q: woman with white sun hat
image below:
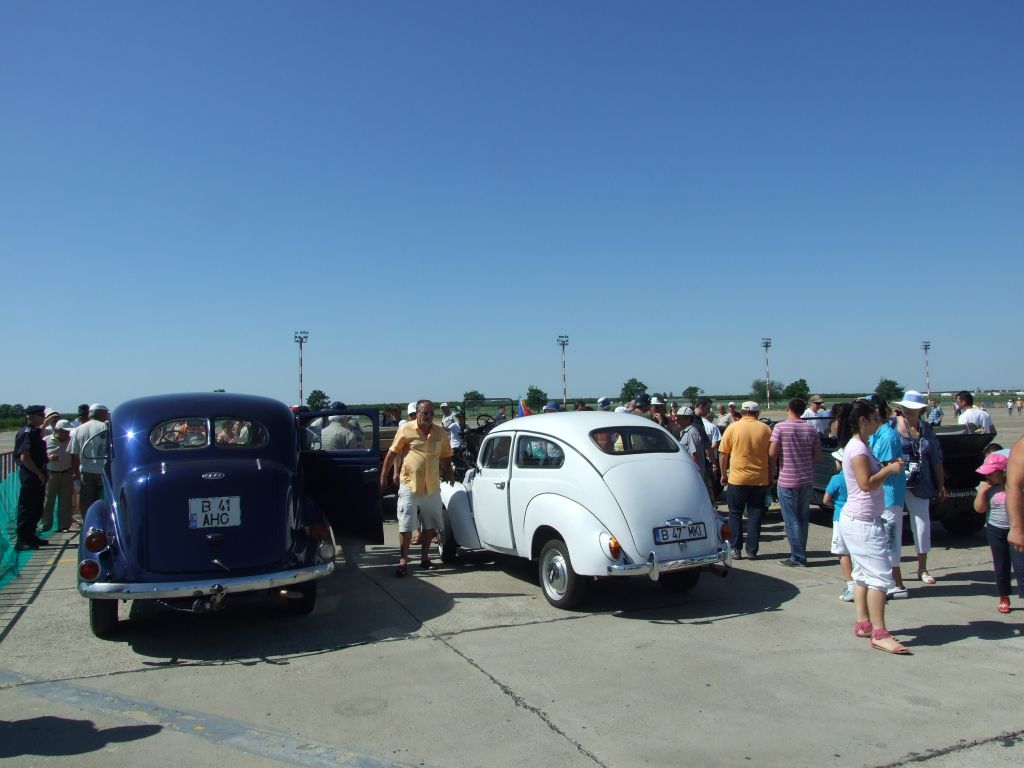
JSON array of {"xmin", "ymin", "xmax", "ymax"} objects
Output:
[{"xmin": 894, "ymin": 389, "xmax": 947, "ymax": 585}]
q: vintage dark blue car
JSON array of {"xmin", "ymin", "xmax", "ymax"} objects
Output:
[{"xmin": 77, "ymin": 393, "xmax": 383, "ymax": 637}]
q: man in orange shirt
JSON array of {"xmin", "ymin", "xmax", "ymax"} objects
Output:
[
  {"xmin": 381, "ymin": 399, "xmax": 454, "ymax": 576},
  {"xmin": 718, "ymin": 401, "xmax": 772, "ymax": 560}
]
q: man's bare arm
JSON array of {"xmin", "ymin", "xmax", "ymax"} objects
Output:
[{"xmin": 1006, "ymin": 437, "xmax": 1024, "ymax": 552}]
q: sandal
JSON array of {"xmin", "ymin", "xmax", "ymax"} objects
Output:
[
  {"xmin": 395, "ymin": 560, "xmax": 408, "ymax": 577},
  {"xmin": 854, "ymin": 620, "xmax": 873, "ymax": 638},
  {"xmin": 918, "ymin": 570, "xmax": 936, "ymax": 585},
  {"xmin": 420, "ymin": 559, "xmax": 437, "ymax": 571},
  {"xmin": 998, "ymin": 598, "xmax": 1011, "ymax": 615},
  {"xmin": 870, "ymin": 629, "xmax": 910, "ymax": 654}
]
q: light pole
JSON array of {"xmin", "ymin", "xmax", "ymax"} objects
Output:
[
  {"xmin": 922, "ymin": 341, "xmax": 932, "ymax": 397},
  {"xmin": 761, "ymin": 337, "xmax": 773, "ymax": 411},
  {"xmin": 294, "ymin": 330, "xmax": 309, "ymax": 406},
  {"xmin": 557, "ymin": 335, "xmax": 569, "ymax": 408}
]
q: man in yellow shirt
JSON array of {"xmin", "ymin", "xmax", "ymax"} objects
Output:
[
  {"xmin": 718, "ymin": 401, "xmax": 772, "ymax": 560},
  {"xmin": 381, "ymin": 400, "xmax": 454, "ymax": 576}
]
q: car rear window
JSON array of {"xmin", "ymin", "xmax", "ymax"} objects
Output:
[
  {"xmin": 150, "ymin": 417, "xmax": 268, "ymax": 450},
  {"xmin": 213, "ymin": 418, "xmax": 268, "ymax": 448},
  {"xmin": 589, "ymin": 427, "xmax": 680, "ymax": 455}
]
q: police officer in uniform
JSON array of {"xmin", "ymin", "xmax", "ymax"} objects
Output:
[{"xmin": 15, "ymin": 405, "xmax": 50, "ymax": 551}]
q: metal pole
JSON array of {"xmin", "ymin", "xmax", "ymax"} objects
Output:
[
  {"xmin": 761, "ymin": 337, "xmax": 772, "ymax": 410},
  {"xmin": 922, "ymin": 341, "xmax": 931, "ymax": 397},
  {"xmin": 557, "ymin": 335, "xmax": 569, "ymax": 408},
  {"xmin": 294, "ymin": 331, "xmax": 309, "ymax": 405}
]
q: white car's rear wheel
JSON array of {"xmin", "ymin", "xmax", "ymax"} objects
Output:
[{"xmin": 538, "ymin": 539, "xmax": 586, "ymax": 609}]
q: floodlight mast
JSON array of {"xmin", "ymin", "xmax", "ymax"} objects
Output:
[
  {"xmin": 294, "ymin": 331, "xmax": 309, "ymax": 405},
  {"xmin": 761, "ymin": 337, "xmax": 773, "ymax": 410},
  {"xmin": 557, "ymin": 335, "xmax": 569, "ymax": 408},
  {"xmin": 922, "ymin": 341, "xmax": 932, "ymax": 397}
]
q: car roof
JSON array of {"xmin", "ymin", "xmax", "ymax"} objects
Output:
[
  {"xmin": 113, "ymin": 392, "xmax": 293, "ymax": 425},
  {"xmin": 488, "ymin": 412, "xmax": 681, "ymax": 467}
]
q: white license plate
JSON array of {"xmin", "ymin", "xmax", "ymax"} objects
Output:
[
  {"xmin": 188, "ymin": 497, "xmax": 241, "ymax": 528},
  {"xmin": 654, "ymin": 522, "xmax": 707, "ymax": 544}
]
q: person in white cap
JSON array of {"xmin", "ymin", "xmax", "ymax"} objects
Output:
[
  {"xmin": 41, "ymin": 408, "xmax": 60, "ymax": 438},
  {"xmin": 439, "ymin": 402, "xmax": 456, "ymax": 429},
  {"xmin": 69, "ymin": 404, "xmax": 110, "ymax": 516},
  {"xmin": 596, "ymin": 397, "xmax": 612, "ymax": 412},
  {"xmin": 41, "ymin": 420, "xmax": 76, "ymax": 532},
  {"xmin": 893, "ymin": 390, "xmax": 946, "ymax": 586},
  {"xmin": 398, "ymin": 402, "xmax": 417, "ymax": 428}
]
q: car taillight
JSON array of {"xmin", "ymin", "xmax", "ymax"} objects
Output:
[
  {"xmin": 79, "ymin": 560, "xmax": 101, "ymax": 581},
  {"xmin": 720, "ymin": 522, "xmax": 732, "ymax": 542},
  {"xmin": 310, "ymin": 523, "xmax": 331, "ymax": 541},
  {"xmin": 84, "ymin": 529, "xmax": 108, "ymax": 553}
]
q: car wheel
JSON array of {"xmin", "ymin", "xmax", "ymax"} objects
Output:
[
  {"xmin": 658, "ymin": 570, "xmax": 701, "ymax": 593},
  {"xmin": 438, "ymin": 507, "xmax": 458, "ymax": 564},
  {"xmin": 89, "ymin": 599, "xmax": 118, "ymax": 637},
  {"xmin": 538, "ymin": 539, "xmax": 586, "ymax": 609},
  {"xmin": 941, "ymin": 513, "xmax": 985, "ymax": 537},
  {"xmin": 285, "ymin": 581, "xmax": 317, "ymax": 616}
]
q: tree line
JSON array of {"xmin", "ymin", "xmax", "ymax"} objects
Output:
[{"xmin": 299, "ymin": 377, "xmax": 908, "ymax": 415}]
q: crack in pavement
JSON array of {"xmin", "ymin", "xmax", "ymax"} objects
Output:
[
  {"xmin": 369, "ymin": 573, "xmax": 610, "ymax": 768},
  {"xmin": 872, "ymin": 727, "xmax": 1024, "ymax": 767}
]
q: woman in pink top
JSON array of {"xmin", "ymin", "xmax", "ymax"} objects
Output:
[{"xmin": 837, "ymin": 399, "xmax": 908, "ymax": 654}]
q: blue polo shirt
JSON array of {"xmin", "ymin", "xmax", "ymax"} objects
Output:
[
  {"xmin": 870, "ymin": 419, "xmax": 906, "ymax": 508},
  {"xmin": 826, "ymin": 472, "xmax": 848, "ymax": 522}
]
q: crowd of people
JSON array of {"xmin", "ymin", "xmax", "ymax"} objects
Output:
[
  {"xmin": 14, "ymin": 389, "xmax": 1024, "ymax": 648},
  {"xmin": 12, "ymin": 403, "xmax": 110, "ymax": 552}
]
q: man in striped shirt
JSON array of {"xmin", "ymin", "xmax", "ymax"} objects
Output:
[{"xmin": 770, "ymin": 398, "xmax": 822, "ymax": 567}]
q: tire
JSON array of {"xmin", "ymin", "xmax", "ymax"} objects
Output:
[
  {"xmin": 285, "ymin": 580, "xmax": 317, "ymax": 616},
  {"xmin": 89, "ymin": 599, "xmax": 118, "ymax": 637},
  {"xmin": 941, "ymin": 514, "xmax": 986, "ymax": 537},
  {"xmin": 438, "ymin": 507, "xmax": 458, "ymax": 564},
  {"xmin": 538, "ymin": 539, "xmax": 586, "ymax": 609},
  {"xmin": 658, "ymin": 570, "xmax": 701, "ymax": 593}
]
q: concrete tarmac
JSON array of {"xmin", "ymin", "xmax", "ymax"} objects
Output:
[
  {"xmin": 2, "ymin": 502, "xmax": 1023, "ymax": 767},
  {"xmin": 2, "ymin": 406, "xmax": 1024, "ymax": 767}
]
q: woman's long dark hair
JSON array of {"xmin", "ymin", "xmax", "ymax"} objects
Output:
[{"xmin": 838, "ymin": 400, "xmax": 876, "ymax": 447}]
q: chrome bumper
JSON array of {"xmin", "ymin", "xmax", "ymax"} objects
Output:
[
  {"xmin": 78, "ymin": 562, "xmax": 335, "ymax": 600},
  {"xmin": 606, "ymin": 548, "xmax": 732, "ymax": 580}
]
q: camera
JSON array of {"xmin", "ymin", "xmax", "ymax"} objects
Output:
[{"xmin": 905, "ymin": 460, "xmax": 921, "ymax": 488}]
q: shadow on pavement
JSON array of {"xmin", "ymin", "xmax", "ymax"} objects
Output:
[
  {"xmin": 116, "ymin": 546, "xmax": 456, "ymax": 662},
  {"xmin": 0, "ymin": 716, "xmax": 161, "ymax": 757},
  {"xmin": 900, "ymin": 618, "xmax": 1024, "ymax": 647},
  {"xmin": 435, "ymin": 545, "xmax": 802, "ymax": 623}
]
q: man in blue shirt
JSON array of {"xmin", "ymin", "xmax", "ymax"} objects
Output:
[{"xmin": 927, "ymin": 398, "xmax": 943, "ymax": 427}]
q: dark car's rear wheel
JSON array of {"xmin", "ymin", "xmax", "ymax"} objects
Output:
[
  {"xmin": 438, "ymin": 507, "xmax": 458, "ymax": 563},
  {"xmin": 658, "ymin": 570, "xmax": 701, "ymax": 593},
  {"xmin": 285, "ymin": 581, "xmax": 317, "ymax": 615},
  {"xmin": 538, "ymin": 538, "xmax": 586, "ymax": 609},
  {"xmin": 89, "ymin": 599, "xmax": 119, "ymax": 637}
]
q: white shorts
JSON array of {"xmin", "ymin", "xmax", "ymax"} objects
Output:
[
  {"xmin": 881, "ymin": 504, "xmax": 905, "ymax": 565},
  {"xmin": 830, "ymin": 518, "xmax": 849, "ymax": 555},
  {"xmin": 839, "ymin": 514, "xmax": 895, "ymax": 593},
  {"xmin": 396, "ymin": 485, "xmax": 443, "ymax": 533}
]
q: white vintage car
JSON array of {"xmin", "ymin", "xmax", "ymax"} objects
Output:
[{"xmin": 438, "ymin": 412, "xmax": 732, "ymax": 608}]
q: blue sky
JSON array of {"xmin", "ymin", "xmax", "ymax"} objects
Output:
[{"xmin": 4, "ymin": 1, "xmax": 1021, "ymax": 409}]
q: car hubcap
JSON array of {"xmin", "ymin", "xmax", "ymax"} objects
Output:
[{"xmin": 543, "ymin": 550, "xmax": 568, "ymax": 598}]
